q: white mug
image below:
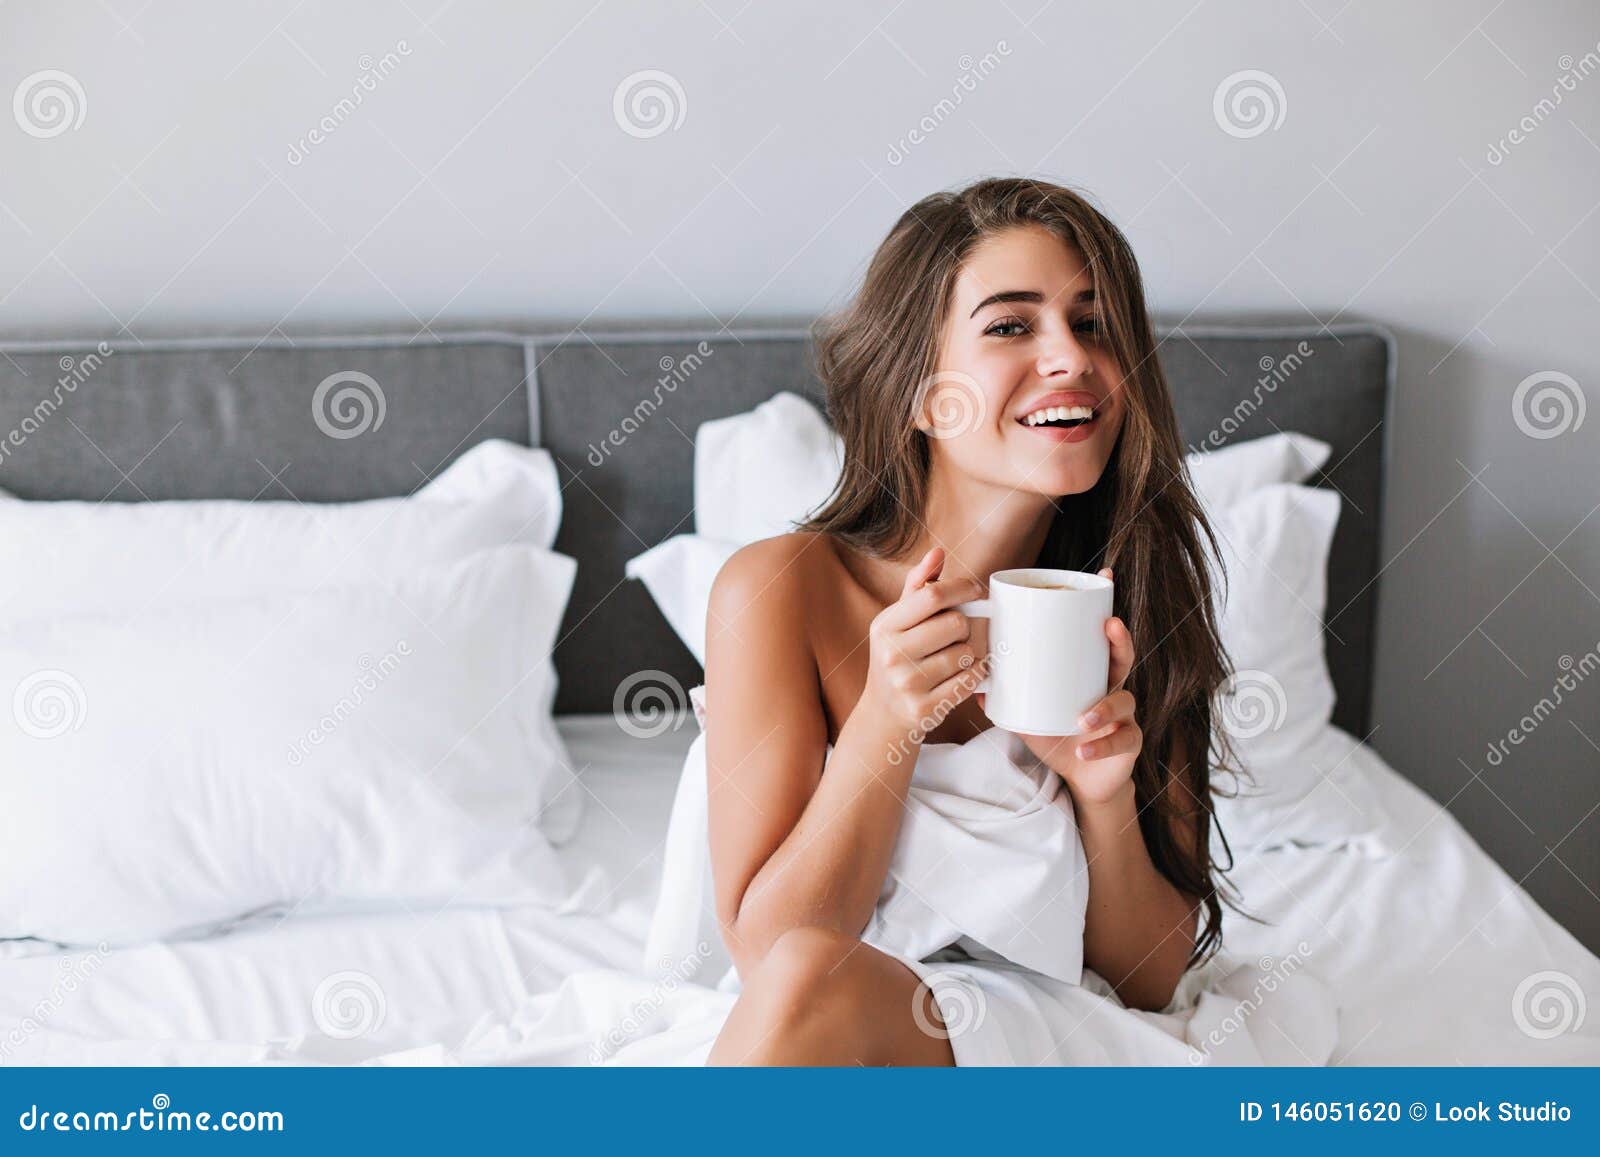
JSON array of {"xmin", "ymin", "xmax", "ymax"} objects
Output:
[{"xmin": 958, "ymin": 568, "xmax": 1114, "ymax": 736}]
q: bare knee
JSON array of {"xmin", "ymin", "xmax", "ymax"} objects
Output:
[
  {"xmin": 735, "ymin": 927, "xmax": 872, "ymax": 1054},
  {"xmin": 709, "ymin": 928, "xmax": 956, "ymax": 1067},
  {"xmin": 761, "ymin": 925, "xmax": 858, "ymax": 981},
  {"xmin": 748, "ymin": 927, "xmax": 862, "ymax": 1011}
]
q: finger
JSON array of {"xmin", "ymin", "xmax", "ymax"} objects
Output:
[
  {"xmin": 927, "ymin": 659, "xmax": 987, "ymax": 708},
  {"xmin": 914, "ymin": 575, "xmax": 987, "ymax": 618},
  {"xmin": 1076, "ymin": 722, "xmax": 1140, "ymax": 761},
  {"xmin": 898, "ymin": 608, "xmax": 971, "ymax": 660},
  {"xmin": 914, "ymin": 641, "xmax": 979, "ymax": 686},
  {"xmin": 903, "ymin": 547, "xmax": 945, "ymax": 597},
  {"xmin": 1078, "ymin": 688, "xmax": 1135, "ymax": 732},
  {"xmin": 1077, "ymin": 721, "xmax": 1121, "ymax": 745},
  {"xmin": 882, "ymin": 575, "xmax": 986, "ymax": 631},
  {"xmin": 1105, "ymin": 615, "xmax": 1135, "ymax": 692},
  {"xmin": 1098, "ymin": 567, "xmax": 1113, "ymax": 581}
]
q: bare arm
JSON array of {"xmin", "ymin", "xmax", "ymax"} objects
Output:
[
  {"xmin": 1075, "ymin": 736, "xmax": 1203, "ymax": 1012},
  {"xmin": 704, "ymin": 541, "xmax": 983, "ymax": 978},
  {"xmin": 1007, "ymin": 575, "xmax": 1205, "ymax": 1013}
]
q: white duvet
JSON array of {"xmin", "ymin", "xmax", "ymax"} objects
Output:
[{"xmin": 1, "ymin": 715, "xmax": 1597, "ymax": 1066}]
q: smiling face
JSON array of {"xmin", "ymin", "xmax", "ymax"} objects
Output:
[{"xmin": 918, "ymin": 223, "xmax": 1127, "ymax": 498}]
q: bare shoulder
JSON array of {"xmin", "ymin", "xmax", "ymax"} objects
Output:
[
  {"xmin": 706, "ymin": 534, "xmax": 836, "ymax": 749},
  {"xmin": 709, "ymin": 531, "xmax": 841, "ymax": 625}
]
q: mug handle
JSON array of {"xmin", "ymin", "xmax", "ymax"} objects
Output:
[{"xmin": 956, "ymin": 599, "xmax": 992, "ymax": 694}]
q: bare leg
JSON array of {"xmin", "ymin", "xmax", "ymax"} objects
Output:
[{"xmin": 707, "ymin": 927, "xmax": 956, "ymax": 1066}]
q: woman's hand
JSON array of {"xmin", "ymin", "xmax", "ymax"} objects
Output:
[
  {"xmin": 860, "ymin": 547, "xmax": 987, "ymax": 736},
  {"xmin": 1007, "ymin": 568, "xmax": 1142, "ymax": 806}
]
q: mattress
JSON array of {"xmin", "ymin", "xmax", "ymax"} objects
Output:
[{"xmin": 1, "ymin": 713, "xmax": 1595, "ymax": 1065}]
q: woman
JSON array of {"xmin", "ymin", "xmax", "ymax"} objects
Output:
[{"xmin": 701, "ymin": 177, "xmax": 1236, "ymax": 1066}]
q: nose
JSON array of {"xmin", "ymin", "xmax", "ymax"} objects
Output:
[{"xmin": 1036, "ymin": 330, "xmax": 1092, "ymax": 380}]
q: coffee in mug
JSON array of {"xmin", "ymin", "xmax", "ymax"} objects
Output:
[{"xmin": 1010, "ymin": 577, "xmax": 1083, "ymax": 591}]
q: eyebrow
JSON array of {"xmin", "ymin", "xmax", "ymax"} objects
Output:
[{"xmin": 969, "ymin": 288, "xmax": 1095, "ymax": 318}]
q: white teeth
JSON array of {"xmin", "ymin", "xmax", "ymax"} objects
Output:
[{"xmin": 1022, "ymin": 404, "xmax": 1095, "ymax": 426}]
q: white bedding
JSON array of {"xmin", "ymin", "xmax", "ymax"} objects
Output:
[{"xmin": 1, "ymin": 714, "xmax": 1595, "ymax": 1065}]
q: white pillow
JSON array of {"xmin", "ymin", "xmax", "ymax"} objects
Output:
[
  {"xmin": 0, "ymin": 439, "xmax": 563, "ymax": 619},
  {"xmin": 0, "ymin": 545, "xmax": 578, "ymax": 946},
  {"xmin": 691, "ymin": 391, "xmax": 1328, "ymax": 541},
  {"xmin": 0, "ymin": 438, "xmax": 581, "ymax": 844},
  {"xmin": 694, "ymin": 392, "xmax": 842, "ymax": 542},
  {"xmin": 1204, "ymin": 484, "xmax": 1386, "ymax": 849},
  {"xmin": 1209, "ymin": 485, "xmax": 1340, "ymax": 766},
  {"xmin": 625, "ymin": 535, "xmax": 739, "ymax": 665},
  {"xmin": 1185, "ymin": 431, "xmax": 1331, "ymax": 513}
]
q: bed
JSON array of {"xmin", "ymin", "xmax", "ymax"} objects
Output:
[{"xmin": 0, "ymin": 323, "xmax": 1595, "ymax": 1065}]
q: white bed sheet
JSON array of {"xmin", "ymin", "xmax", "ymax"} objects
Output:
[{"xmin": 1, "ymin": 714, "xmax": 1594, "ymax": 1065}]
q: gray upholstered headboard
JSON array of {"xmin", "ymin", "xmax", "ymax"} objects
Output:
[{"xmin": 0, "ymin": 322, "xmax": 1391, "ymax": 736}]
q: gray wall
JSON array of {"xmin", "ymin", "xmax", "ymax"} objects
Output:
[{"xmin": 2, "ymin": 2, "xmax": 1596, "ymax": 948}]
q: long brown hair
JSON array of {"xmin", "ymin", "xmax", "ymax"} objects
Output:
[{"xmin": 800, "ymin": 176, "xmax": 1242, "ymax": 968}]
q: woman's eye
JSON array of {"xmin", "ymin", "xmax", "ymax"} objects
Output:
[
  {"xmin": 984, "ymin": 319, "xmax": 1028, "ymax": 337},
  {"xmin": 1072, "ymin": 317, "xmax": 1101, "ymax": 336}
]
